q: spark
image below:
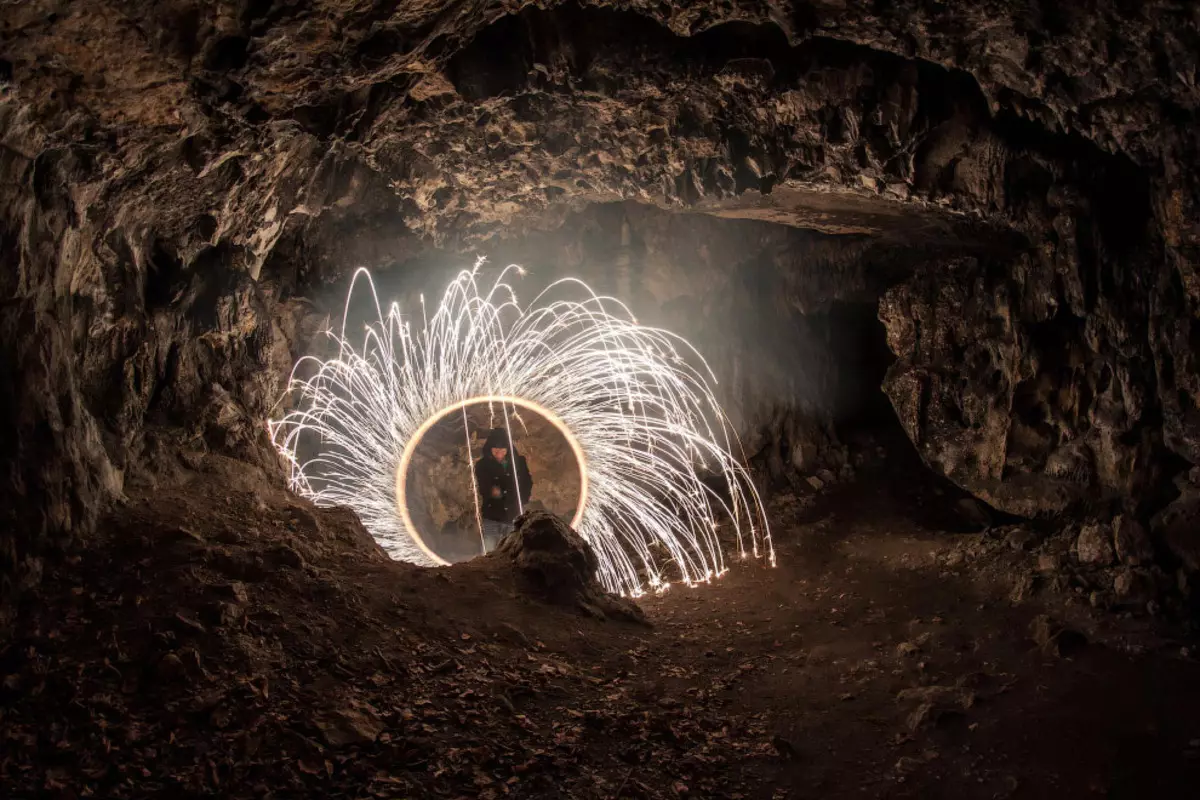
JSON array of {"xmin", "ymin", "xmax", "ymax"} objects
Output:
[{"xmin": 268, "ymin": 259, "xmax": 773, "ymax": 596}]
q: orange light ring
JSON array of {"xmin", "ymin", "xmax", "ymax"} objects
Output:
[{"xmin": 394, "ymin": 395, "xmax": 590, "ymax": 566}]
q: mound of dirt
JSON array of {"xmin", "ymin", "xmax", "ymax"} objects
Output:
[{"xmin": 5, "ymin": 452, "xmax": 1200, "ymax": 799}]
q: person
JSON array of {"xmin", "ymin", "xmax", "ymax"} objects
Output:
[{"xmin": 473, "ymin": 427, "xmax": 532, "ymax": 553}]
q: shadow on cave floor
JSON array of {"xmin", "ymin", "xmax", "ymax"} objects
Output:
[{"xmin": 3, "ymin": 453, "xmax": 1199, "ymax": 798}]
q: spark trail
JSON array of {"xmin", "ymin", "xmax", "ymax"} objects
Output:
[{"xmin": 269, "ymin": 260, "xmax": 772, "ymax": 596}]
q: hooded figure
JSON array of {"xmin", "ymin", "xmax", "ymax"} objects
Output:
[{"xmin": 474, "ymin": 427, "xmax": 532, "ymax": 551}]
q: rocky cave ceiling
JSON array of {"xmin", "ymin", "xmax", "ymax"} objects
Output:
[{"xmin": 3, "ymin": 1, "xmax": 1200, "ymax": 600}]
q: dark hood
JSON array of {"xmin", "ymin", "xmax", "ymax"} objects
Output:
[{"xmin": 481, "ymin": 427, "xmax": 518, "ymax": 459}]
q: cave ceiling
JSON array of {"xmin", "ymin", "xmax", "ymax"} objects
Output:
[{"xmin": 4, "ymin": 0, "xmax": 1197, "ymax": 274}]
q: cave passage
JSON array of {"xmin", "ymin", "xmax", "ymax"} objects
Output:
[{"xmin": 4, "ymin": 2, "xmax": 1200, "ymax": 797}]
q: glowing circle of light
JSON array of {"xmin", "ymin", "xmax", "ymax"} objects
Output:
[
  {"xmin": 269, "ymin": 259, "xmax": 773, "ymax": 596},
  {"xmin": 395, "ymin": 394, "xmax": 589, "ymax": 566}
]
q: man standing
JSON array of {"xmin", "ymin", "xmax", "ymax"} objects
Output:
[{"xmin": 474, "ymin": 427, "xmax": 532, "ymax": 553}]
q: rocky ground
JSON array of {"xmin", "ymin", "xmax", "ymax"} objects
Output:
[{"xmin": 3, "ymin": 441, "xmax": 1199, "ymax": 799}]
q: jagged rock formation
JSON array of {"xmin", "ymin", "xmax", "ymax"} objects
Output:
[
  {"xmin": 3, "ymin": 1, "xmax": 1200, "ymax": 611},
  {"xmin": 496, "ymin": 509, "xmax": 646, "ymax": 621}
]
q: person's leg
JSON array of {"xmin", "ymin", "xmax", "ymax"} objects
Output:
[
  {"xmin": 480, "ymin": 519, "xmax": 517, "ymax": 553},
  {"xmin": 480, "ymin": 520, "xmax": 503, "ymax": 553}
]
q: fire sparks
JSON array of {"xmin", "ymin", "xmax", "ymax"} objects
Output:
[{"xmin": 269, "ymin": 260, "xmax": 772, "ymax": 596}]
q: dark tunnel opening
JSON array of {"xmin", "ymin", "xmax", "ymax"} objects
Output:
[
  {"xmin": 807, "ymin": 298, "xmax": 1004, "ymax": 532},
  {"xmin": 824, "ymin": 301, "xmax": 896, "ymax": 431}
]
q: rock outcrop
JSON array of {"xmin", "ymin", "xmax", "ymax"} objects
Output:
[
  {"xmin": 496, "ymin": 510, "xmax": 646, "ymax": 621},
  {"xmin": 1153, "ymin": 471, "xmax": 1200, "ymax": 573}
]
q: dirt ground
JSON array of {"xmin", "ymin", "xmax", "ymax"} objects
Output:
[{"xmin": 3, "ymin": 446, "xmax": 1200, "ymax": 798}]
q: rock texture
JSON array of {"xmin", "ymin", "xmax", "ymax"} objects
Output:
[
  {"xmin": 1153, "ymin": 470, "xmax": 1200, "ymax": 572},
  {"xmin": 496, "ymin": 510, "xmax": 645, "ymax": 621},
  {"xmin": 1112, "ymin": 515, "xmax": 1154, "ymax": 566},
  {"xmin": 1075, "ymin": 523, "xmax": 1115, "ymax": 567},
  {"xmin": 3, "ymin": 0, "xmax": 1200, "ymax": 607}
]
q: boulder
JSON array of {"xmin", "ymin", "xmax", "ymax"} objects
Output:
[
  {"xmin": 1112, "ymin": 568, "xmax": 1159, "ymax": 607},
  {"xmin": 1036, "ymin": 553, "xmax": 1062, "ymax": 573},
  {"xmin": 879, "ymin": 252, "xmax": 1157, "ymax": 520},
  {"xmin": 1112, "ymin": 515, "xmax": 1153, "ymax": 566},
  {"xmin": 497, "ymin": 511, "xmax": 645, "ymax": 623},
  {"xmin": 1153, "ymin": 491, "xmax": 1200, "ymax": 572},
  {"xmin": 497, "ymin": 511, "xmax": 599, "ymax": 600},
  {"xmin": 1075, "ymin": 523, "xmax": 1114, "ymax": 566}
]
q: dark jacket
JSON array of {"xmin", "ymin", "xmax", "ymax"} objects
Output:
[{"xmin": 474, "ymin": 428, "xmax": 532, "ymax": 523}]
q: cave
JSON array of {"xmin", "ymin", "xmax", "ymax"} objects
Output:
[{"xmin": 4, "ymin": 1, "xmax": 1200, "ymax": 796}]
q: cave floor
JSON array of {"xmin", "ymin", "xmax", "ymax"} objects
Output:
[
  {"xmin": 3, "ymin": 456, "xmax": 1200, "ymax": 799},
  {"xmin": 641, "ymin": 486, "xmax": 1200, "ymax": 799}
]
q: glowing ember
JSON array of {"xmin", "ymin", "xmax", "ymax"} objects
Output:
[{"xmin": 269, "ymin": 259, "xmax": 772, "ymax": 596}]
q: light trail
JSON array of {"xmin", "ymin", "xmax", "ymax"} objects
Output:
[
  {"xmin": 268, "ymin": 259, "xmax": 773, "ymax": 596},
  {"xmin": 394, "ymin": 394, "xmax": 588, "ymax": 565}
]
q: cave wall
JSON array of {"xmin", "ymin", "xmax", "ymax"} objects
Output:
[
  {"xmin": 0, "ymin": 103, "xmax": 327, "ymax": 621},
  {"xmin": 3, "ymin": 0, "xmax": 1200, "ymax": 606},
  {"xmin": 878, "ymin": 141, "xmax": 1171, "ymax": 519},
  {"xmin": 327, "ymin": 198, "xmax": 953, "ymax": 489}
]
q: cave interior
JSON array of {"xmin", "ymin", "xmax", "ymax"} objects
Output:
[{"xmin": 3, "ymin": 1, "xmax": 1200, "ymax": 796}]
